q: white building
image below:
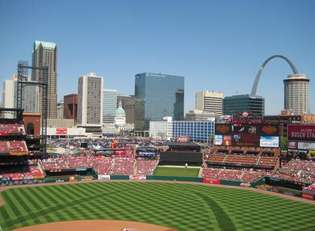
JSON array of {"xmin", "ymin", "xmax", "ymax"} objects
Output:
[
  {"xmin": 77, "ymin": 73, "xmax": 103, "ymax": 130},
  {"xmin": 2, "ymin": 74, "xmax": 39, "ymax": 114},
  {"xmin": 103, "ymin": 89, "xmax": 118, "ymax": 123},
  {"xmin": 2, "ymin": 77, "xmax": 16, "ymax": 108},
  {"xmin": 114, "ymin": 101, "xmax": 126, "ymax": 128},
  {"xmin": 195, "ymin": 91, "xmax": 224, "ymax": 116}
]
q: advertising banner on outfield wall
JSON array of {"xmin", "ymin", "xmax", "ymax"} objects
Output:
[
  {"xmin": 98, "ymin": 175, "xmax": 110, "ymax": 180},
  {"xmin": 288, "ymin": 125, "xmax": 315, "ymax": 141},
  {"xmin": 260, "ymin": 136, "xmax": 279, "ymax": 148}
]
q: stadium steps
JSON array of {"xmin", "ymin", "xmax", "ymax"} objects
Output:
[{"xmin": 256, "ymin": 156, "xmax": 261, "ymax": 165}]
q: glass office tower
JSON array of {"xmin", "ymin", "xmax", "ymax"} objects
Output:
[
  {"xmin": 223, "ymin": 94, "xmax": 265, "ymax": 117},
  {"xmin": 135, "ymin": 73, "xmax": 184, "ymax": 130}
]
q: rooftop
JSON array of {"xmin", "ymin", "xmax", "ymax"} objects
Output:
[{"xmin": 34, "ymin": 40, "xmax": 56, "ymax": 50}]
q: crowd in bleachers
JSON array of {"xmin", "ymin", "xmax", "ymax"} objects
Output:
[
  {"xmin": 0, "ymin": 165, "xmax": 45, "ymax": 181},
  {"xmin": 40, "ymin": 153, "xmax": 158, "ymax": 177},
  {"xmin": 279, "ymin": 159, "xmax": 315, "ymax": 184},
  {"xmin": 202, "ymin": 158, "xmax": 315, "ymax": 184},
  {"xmin": 0, "ymin": 123, "xmax": 25, "ymax": 136},
  {"xmin": 202, "ymin": 168, "xmax": 266, "ymax": 183},
  {"xmin": 0, "ymin": 140, "xmax": 28, "ymax": 155},
  {"xmin": 135, "ymin": 159, "xmax": 159, "ymax": 176}
]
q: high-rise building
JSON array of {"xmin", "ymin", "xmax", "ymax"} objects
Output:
[
  {"xmin": 103, "ymin": 89, "xmax": 118, "ymax": 123},
  {"xmin": 284, "ymin": 74, "xmax": 310, "ymax": 115},
  {"xmin": 223, "ymin": 94, "xmax": 265, "ymax": 116},
  {"xmin": 195, "ymin": 91, "xmax": 224, "ymax": 116},
  {"xmin": 77, "ymin": 73, "xmax": 103, "ymax": 130},
  {"xmin": 32, "ymin": 40, "xmax": 57, "ymax": 118},
  {"xmin": 64, "ymin": 94, "xmax": 77, "ymax": 120},
  {"xmin": 135, "ymin": 72, "xmax": 184, "ymax": 130},
  {"xmin": 117, "ymin": 95, "xmax": 136, "ymax": 124}
]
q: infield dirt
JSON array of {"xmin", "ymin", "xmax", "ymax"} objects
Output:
[{"xmin": 13, "ymin": 220, "xmax": 177, "ymax": 231}]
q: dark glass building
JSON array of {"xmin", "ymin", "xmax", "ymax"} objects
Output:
[
  {"xmin": 135, "ymin": 73, "xmax": 184, "ymax": 130},
  {"xmin": 223, "ymin": 94, "xmax": 265, "ymax": 116}
]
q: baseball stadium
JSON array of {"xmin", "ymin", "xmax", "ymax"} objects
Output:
[{"xmin": 0, "ymin": 109, "xmax": 315, "ymax": 231}]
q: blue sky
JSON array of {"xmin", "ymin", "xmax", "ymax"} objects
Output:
[{"xmin": 0, "ymin": 0, "xmax": 314, "ymax": 114}]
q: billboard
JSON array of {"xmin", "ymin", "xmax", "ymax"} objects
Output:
[
  {"xmin": 260, "ymin": 136, "xmax": 279, "ymax": 148},
  {"xmin": 288, "ymin": 141, "xmax": 297, "ymax": 149},
  {"xmin": 214, "ymin": 135, "xmax": 223, "ymax": 145},
  {"xmin": 56, "ymin": 128, "xmax": 67, "ymax": 135},
  {"xmin": 297, "ymin": 142, "xmax": 315, "ymax": 150},
  {"xmin": 288, "ymin": 125, "xmax": 315, "ymax": 141}
]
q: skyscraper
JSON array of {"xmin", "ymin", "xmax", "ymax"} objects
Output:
[
  {"xmin": 32, "ymin": 40, "xmax": 57, "ymax": 118},
  {"xmin": 77, "ymin": 73, "xmax": 103, "ymax": 130},
  {"xmin": 195, "ymin": 91, "xmax": 224, "ymax": 116},
  {"xmin": 284, "ymin": 74, "xmax": 310, "ymax": 115},
  {"xmin": 103, "ymin": 89, "xmax": 118, "ymax": 123},
  {"xmin": 223, "ymin": 94, "xmax": 265, "ymax": 116},
  {"xmin": 135, "ymin": 72, "xmax": 184, "ymax": 130}
]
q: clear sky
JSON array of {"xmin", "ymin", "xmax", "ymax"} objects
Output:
[{"xmin": 0, "ymin": 0, "xmax": 314, "ymax": 114}]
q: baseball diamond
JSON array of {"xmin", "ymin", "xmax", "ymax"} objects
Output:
[{"xmin": 0, "ymin": 182, "xmax": 315, "ymax": 231}]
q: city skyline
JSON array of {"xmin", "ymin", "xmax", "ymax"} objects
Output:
[{"xmin": 0, "ymin": 0, "xmax": 314, "ymax": 114}]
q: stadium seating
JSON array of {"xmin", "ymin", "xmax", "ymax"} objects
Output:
[
  {"xmin": 0, "ymin": 123, "xmax": 25, "ymax": 136},
  {"xmin": 135, "ymin": 159, "xmax": 158, "ymax": 176},
  {"xmin": 258, "ymin": 156, "xmax": 278, "ymax": 167},
  {"xmin": 111, "ymin": 157, "xmax": 134, "ymax": 175},
  {"xmin": 8, "ymin": 141, "xmax": 28, "ymax": 155},
  {"xmin": 0, "ymin": 141, "xmax": 9, "ymax": 154}
]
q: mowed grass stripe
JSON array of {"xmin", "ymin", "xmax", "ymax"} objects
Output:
[
  {"xmin": 1, "ymin": 182, "xmax": 315, "ymax": 231},
  {"xmin": 2, "ymin": 190, "xmax": 23, "ymax": 218}
]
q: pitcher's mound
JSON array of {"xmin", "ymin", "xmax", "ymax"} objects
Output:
[{"xmin": 13, "ymin": 220, "xmax": 177, "ymax": 231}]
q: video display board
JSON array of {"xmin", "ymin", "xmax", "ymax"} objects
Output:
[
  {"xmin": 231, "ymin": 125, "xmax": 260, "ymax": 146},
  {"xmin": 215, "ymin": 121, "xmax": 280, "ymax": 147}
]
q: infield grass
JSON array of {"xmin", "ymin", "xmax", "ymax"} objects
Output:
[
  {"xmin": 153, "ymin": 166, "xmax": 200, "ymax": 177},
  {"xmin": 0, "ymin": 182, "xmax": 315, "ymax": 231}
]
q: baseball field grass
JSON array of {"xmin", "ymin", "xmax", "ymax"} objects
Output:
[
  {"xmin": 153, "ymin": 166, "xmax": 200, "ymax": 177},
  {"xmin": 1, "ymin": 181, "xmax": 315, "ymax": 231}
]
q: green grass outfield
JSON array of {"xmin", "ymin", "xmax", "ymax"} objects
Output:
[
  {"xmin": 153, "ymin": 166, "xmax": 200, "ymax": 177},
  {"xmin": 1, "ymin": 182, "xmax": 315, "ymax": 231}
]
